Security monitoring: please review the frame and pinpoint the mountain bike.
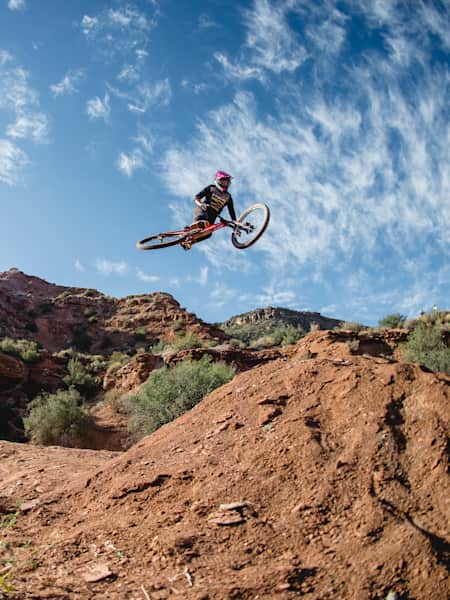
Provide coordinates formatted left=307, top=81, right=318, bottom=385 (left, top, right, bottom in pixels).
left=136, top=203, right=270, bottom=251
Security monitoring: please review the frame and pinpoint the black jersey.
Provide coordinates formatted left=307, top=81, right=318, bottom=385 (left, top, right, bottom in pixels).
left=195, top=185, right=237, bottom=222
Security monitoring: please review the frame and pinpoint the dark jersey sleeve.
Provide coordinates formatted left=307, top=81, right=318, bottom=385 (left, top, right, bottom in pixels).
left=195, top=186, right=213, bottom=201
left=227, top=195, right=237, bottom=221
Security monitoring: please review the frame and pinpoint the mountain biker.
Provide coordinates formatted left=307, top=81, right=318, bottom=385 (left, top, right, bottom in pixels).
left=189, top=170, right=237, bottom=242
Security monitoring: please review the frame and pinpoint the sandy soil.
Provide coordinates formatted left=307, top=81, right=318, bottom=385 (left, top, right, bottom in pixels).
left=1, top=333, right=449, bottom=599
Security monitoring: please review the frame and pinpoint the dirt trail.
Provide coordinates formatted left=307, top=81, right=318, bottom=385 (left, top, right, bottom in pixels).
left=1, top=332, right=449, bottom=599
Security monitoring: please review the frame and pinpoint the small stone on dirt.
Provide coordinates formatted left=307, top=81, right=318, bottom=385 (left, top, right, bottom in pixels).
left=80, top=562, right=114, bottom=583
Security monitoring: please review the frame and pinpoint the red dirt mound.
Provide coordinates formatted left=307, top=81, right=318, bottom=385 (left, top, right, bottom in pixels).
left=0, top=333, right=449, bottom=599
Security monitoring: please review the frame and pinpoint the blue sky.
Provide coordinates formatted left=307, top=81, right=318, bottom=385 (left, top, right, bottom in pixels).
left=0, top=0, right=449, bottom=325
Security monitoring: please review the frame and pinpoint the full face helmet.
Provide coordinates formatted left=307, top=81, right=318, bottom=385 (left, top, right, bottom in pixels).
left=214, top=170, right=232, bottom=192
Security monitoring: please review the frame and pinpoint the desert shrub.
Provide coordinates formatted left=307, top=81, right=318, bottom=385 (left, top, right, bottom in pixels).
left=125, top=356, right=235, bottom=438
left=170, top=333, right=204, bottom=351
left=84, top=307, right=95, bottom=318
left=249, top=325, right=305, bottom=349
left=279, top=325, right=305, bottom=346
left=148, top=339, right=167, bottom=354
left=171, top=319, right=185, bottom=332
left=339, top=321, right=366, bottom=333
left=72, top=326, right=92, bottom=352
left=0, top=337, right=40, bottom=363
left=103, top=389, right=126, bottom=413
left=23, top=388, right=91, bottom=447
left=40, top=300, right=53, bottom=314
left=134, top=326, right=147, bottom=341
left=347, top=338, right=360, bottom=353
left=25, top=321, right=38, bottom=333
left=402, top=323, right=450, bottom=375
left=379, top=313, right=406, bottom=329
left=64, top=356, right=100, bottom=398
left=105, top=351, right=133, bottom=377
left=225, top=320, right=305, bottom=349
left=101, top=335, right=112, bottom=349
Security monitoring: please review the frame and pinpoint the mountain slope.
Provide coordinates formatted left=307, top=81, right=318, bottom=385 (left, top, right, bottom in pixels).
left=0, top=269, right=227, bottom=354
left=1, top=331, right=448, bottom=599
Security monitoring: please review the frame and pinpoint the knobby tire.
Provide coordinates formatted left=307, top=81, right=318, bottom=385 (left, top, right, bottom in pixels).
left=231, top=203, right=270, bottom=249
left=136, top=230, right=190, bottom=250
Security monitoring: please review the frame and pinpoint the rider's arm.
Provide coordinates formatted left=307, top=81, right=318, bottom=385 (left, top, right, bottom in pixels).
left=227, top=196, right=237, bottom=221
left=195, top=186, right=211, bottom=210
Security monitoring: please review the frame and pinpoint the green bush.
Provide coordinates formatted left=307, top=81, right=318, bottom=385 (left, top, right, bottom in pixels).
left=125, top=356, right=236, bottom=438
left=25, top=321, right=38, bottom=333
left=64, top=356, right=100, bottom=398
left=134, top=326, right=147, bottom=341
left=23, top=388, right=91, bottom=447
left=40, top=300, right=53, bottom=314
left=224, top=321, right=305, bottom=349
left=0, top=337, right=40, bottom=363
left=378, top=313, right=406, bottom=329
left=339, top=321, right=366, bottom=333
left=170, top=333, right=204, bottom=351
left=402, top=323, right=450, bottom=375
left=248, top=324, right=305, bottom=349
left=72, top=326, right=92, bottom=352
left=101, top=335, right=112, bottom=349
left=103, top=389, right=126, bottom=414
left=171, top=319, right=185, bottom=332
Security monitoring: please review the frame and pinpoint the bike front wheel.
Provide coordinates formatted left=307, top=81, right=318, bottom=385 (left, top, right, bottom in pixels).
left=231, top=203, right=270, bottom=249
left=136, top=230, right=189, bottom=250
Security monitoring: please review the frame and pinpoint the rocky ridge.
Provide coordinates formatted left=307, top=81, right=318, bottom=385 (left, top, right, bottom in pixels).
left=0, top=269, right=226, bottom=354
left=221, top=306, right=342, bottom=331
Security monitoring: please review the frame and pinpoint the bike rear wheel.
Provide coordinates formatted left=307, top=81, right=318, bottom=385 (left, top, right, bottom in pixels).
left=136, top=230, right=189, bottom=250
left=231, top=203, right=270, bottom=249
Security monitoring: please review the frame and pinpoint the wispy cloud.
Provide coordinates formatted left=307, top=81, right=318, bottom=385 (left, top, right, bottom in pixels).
left=86, top=93, right=111, bottom=121
left=0, top=50, right=12, bottom=65
left=95, top=259, right=128, bottom=275
left=186, top=266, right=209, bottom=286
left=80, top=4, right=159, bottom=57
left=0, top=139, right=28, bottom=185
left=197, top=14, right=218, bottom=30
left=215, top=0, right=308, bottom=82
left=127, top=79, right=172, bottom=113
left=6, top=113, right=48, bottom=141
left=162, top=2, right=450, bottom=319
left=253, top=284, right=297, bottom=307
left=108, top=79, right=172, bottom=113
left=74, top=259, right=85, bottom=272
left=137, top=268, right=160, bottom=283
left=0, top=51, right=48, bottom=183
left=50, top=70, right=83, bottom=97
left=116, top=133, right=153, bottom=177
left=117, top=49, right=148, bottom=83
left=180, top=79, right=208, bottom=95
left=0, top=60, right=49, bottom=143
left=8, top=0, right=26, bottom=11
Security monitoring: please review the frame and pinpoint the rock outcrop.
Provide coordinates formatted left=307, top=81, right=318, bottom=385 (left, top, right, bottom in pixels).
left=222, top=305, right=343, bottom=331
left=0, top=269, right=227, bottom=354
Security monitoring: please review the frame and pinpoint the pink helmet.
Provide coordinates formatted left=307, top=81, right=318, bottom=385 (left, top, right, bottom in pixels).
left=214, top=170, right=233, bottom=192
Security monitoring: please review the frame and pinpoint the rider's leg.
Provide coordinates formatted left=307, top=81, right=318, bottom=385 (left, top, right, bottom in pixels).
left=189, top=213, right=213, bottom=241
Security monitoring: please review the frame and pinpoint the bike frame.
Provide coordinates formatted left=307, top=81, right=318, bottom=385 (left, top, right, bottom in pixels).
left=182, top=217, right=249, bottom=245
